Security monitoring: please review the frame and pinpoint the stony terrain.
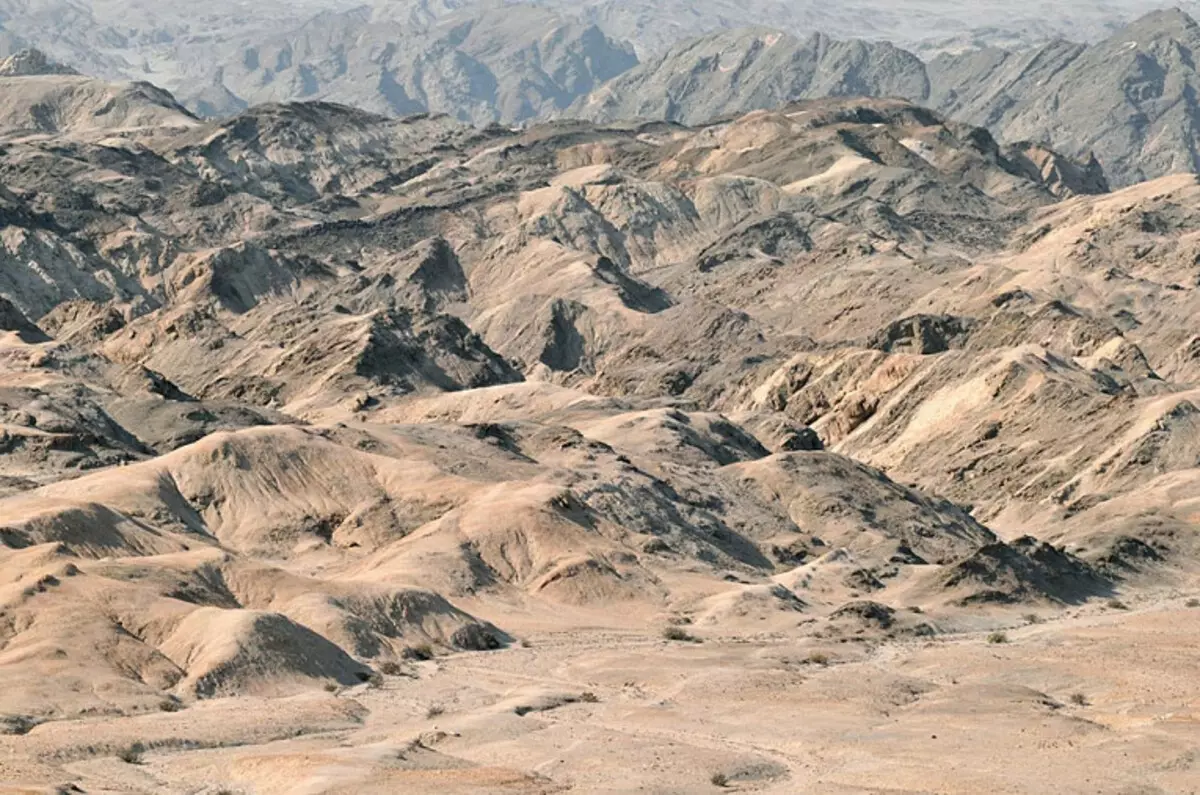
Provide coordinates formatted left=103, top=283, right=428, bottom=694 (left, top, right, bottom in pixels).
left=0, top=51, right=1198, bottom=794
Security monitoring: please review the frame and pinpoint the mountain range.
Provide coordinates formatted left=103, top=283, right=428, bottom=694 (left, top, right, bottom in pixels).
left=566, top=8, right=1200, bottom=187
left=5, top=4, right=1200, bottom=186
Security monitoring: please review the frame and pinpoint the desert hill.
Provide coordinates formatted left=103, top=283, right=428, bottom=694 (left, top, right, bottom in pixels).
left=0, top=50, right=1197, bottom=792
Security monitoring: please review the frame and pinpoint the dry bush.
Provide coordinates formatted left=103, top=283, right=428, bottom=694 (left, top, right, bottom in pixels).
left=662, top=626, right=698, bottom=643
left=379, top=660, right=406, bottom=676
left=403, top=643, right=435, bottom=661
left=119, top=742, right=145, bottom=764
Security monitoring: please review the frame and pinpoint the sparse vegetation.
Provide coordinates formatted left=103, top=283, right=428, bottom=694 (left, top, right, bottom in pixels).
left=323, top=682, right=339, bottom=693
left=662, top=626, right=699, bottom=643
left=379, top=660, right=406, bottom=676
left=403, top=643, right=436, bottom=661
left=907, top=606, right=924, bottom=614
left=1069, top=692, right=1089, bottom=706
left=579, top=691, right=600, bottom=703
left=119, top=742, right=146, bottom=764
left=1107, top=599, right=1130, bottom=611
left=1023, top=613, right=1044, bottom=625
left=987, top=632, right=1009, bottom=644
left=711, top=772, right=729, bottom=787
left=426, top=704, right=445, bottom=719
left=1187, top=598, right=1200, bottom=608
left=158, top=698, right=183, bottom=712
left=805, top=651, right=831, bottom=666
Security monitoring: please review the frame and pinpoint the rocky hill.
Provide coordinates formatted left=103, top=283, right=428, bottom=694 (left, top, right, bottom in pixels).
left=931, top=8, right=1200, bottom=186
left=567, top=28, right=930, bottom=125
left=0, top=49, right=197, bottom=134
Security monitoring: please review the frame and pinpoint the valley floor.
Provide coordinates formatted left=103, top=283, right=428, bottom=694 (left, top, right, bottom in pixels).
left=7, top=594, right=1200, bottom=794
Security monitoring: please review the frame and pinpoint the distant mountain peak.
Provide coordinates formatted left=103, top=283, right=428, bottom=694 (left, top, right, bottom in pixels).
left=0, top=48, right=79, bottom=77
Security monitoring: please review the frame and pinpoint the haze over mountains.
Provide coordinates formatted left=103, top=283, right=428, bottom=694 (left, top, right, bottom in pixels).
left=5, top=2, right=1200, bottom=186
left=2, top=2, right=1200, bottom=793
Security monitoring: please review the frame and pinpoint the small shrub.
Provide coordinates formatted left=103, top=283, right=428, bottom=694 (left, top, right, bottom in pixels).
left=379, top=660, right=406, bottom=676
left=579, top=691, right=599, bottom=703
left=805, top=652, right=830, bottom=666
left=1023, top=613, right=1044, bottom=625
left=987, top=632, right=1009, bottom=644
left=119, top=742, right=145, bottom=764
left=1069, top=692, right=1089, bottom=707
left=323, top=682, right=339, bottom=693
left=907, top=606, right=924, bottom=614
left=662, top=626, right=698, bottom=643
left=426, top=704, right=445, bottom=719
left=1186, top=598, right=1200, bottom=608
left=158, top=698, right=183, bottom=712
left=711, top=772, right=729, bottom=788
left=450, top=625, right=503, bottom=651
left=1107, top=599, right=1130, bottom=611
left=403, top=643, right=435, bottom=661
